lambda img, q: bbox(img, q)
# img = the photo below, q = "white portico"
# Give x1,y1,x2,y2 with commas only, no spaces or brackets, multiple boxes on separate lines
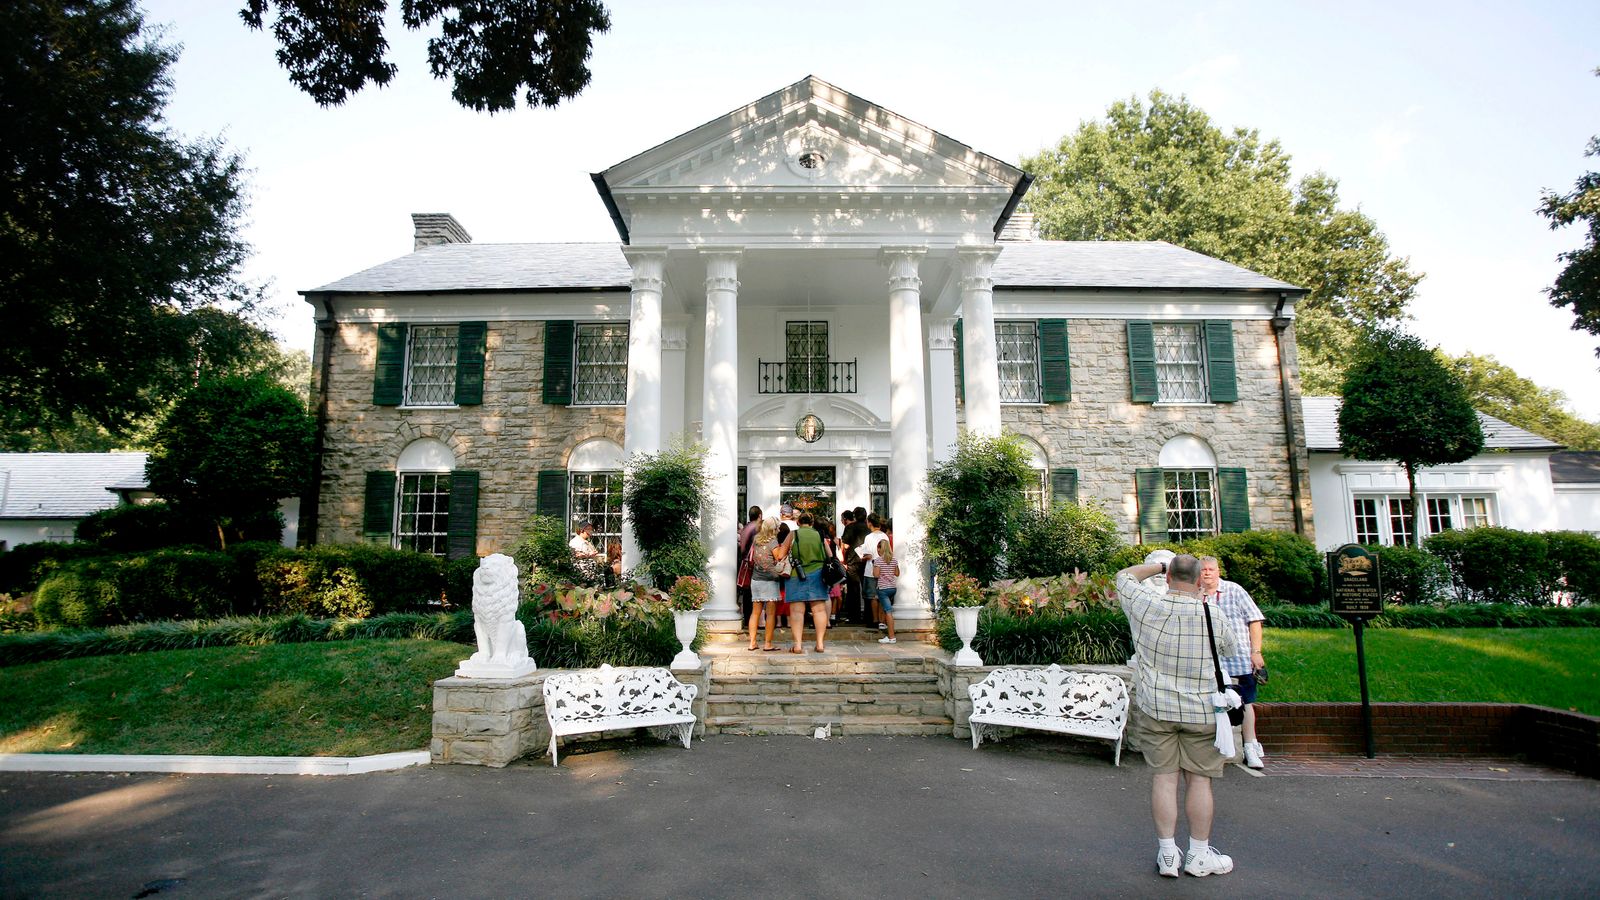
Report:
594,76,1028,629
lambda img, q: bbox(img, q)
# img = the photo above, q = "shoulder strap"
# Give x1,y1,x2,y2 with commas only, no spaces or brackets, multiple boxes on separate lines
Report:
1203,604,1228,692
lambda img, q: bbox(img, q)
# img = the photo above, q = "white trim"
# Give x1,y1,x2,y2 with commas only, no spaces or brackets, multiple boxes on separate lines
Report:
0,750,429,776
991,294,1282,319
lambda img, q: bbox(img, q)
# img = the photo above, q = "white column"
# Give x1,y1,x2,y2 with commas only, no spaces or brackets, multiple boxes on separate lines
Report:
660,322,689,441
621,248,667,572
958,246,1003,437
928,317,959,463
749,452,775,518
882,247,932,626
700,249,743,622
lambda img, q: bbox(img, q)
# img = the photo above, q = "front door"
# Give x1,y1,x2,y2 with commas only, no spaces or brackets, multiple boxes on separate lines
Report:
780,465,836,527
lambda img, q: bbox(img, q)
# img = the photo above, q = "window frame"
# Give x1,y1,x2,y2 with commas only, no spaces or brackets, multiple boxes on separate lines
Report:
1350,492,1496,545
1163,468,1218,541
568,470,625,551
995,319,1043,404
1152,322,1209,404
395,471,452,557
570,322,630,407
784,320,831,394
402,324,460,407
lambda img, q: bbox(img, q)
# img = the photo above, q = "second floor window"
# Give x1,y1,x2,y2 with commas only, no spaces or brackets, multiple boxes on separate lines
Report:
405,325,459,406
786,321,829,393
573,323,629,406
1154,323,1207,403
996,321,1042,403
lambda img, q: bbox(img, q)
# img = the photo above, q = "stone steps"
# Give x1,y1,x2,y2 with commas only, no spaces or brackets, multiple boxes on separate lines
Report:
711,656,937,677
708,694,950,719
703,714,954,736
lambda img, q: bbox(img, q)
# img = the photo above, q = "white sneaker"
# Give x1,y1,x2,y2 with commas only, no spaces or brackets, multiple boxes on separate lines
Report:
1183,846,1234,877
878,636,897,644
1156,846,1181,877
1244,741,1265,769
878,623,888,630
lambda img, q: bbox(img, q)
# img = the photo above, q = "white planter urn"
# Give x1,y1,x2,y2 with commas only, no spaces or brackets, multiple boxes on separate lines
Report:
670,609,702,670
951,606,984,667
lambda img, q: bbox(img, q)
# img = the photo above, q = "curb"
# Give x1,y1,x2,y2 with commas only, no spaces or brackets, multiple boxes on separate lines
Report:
0,750,430,776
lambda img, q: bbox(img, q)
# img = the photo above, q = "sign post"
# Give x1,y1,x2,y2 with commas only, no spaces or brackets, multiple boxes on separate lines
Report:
1327,544,1384,759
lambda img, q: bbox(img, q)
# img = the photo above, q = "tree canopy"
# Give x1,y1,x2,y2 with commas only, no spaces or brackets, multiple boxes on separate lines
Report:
1338,329,1484,546
1022,91,1420,394
0,0,268,443
240,0,612,112
1538,72,1600,360
1442,351,1600,450
146,376,315,549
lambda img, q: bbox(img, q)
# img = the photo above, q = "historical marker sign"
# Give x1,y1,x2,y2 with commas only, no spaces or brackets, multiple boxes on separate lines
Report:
1328,543,1384,619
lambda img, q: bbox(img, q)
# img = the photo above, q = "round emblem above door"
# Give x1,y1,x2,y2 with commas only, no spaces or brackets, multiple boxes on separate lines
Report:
795,414,825,443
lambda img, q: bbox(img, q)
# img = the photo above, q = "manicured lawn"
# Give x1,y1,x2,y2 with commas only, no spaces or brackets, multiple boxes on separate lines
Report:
1260,627,1600,716
0,639,463,756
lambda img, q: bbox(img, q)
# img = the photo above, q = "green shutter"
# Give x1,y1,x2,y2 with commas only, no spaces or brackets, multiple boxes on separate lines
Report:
363,471,396,535
1050,468,1079,506
542,320,575,405
954,318,966,405
1217,468,1251,533
1127,321,1158,403
373,323,408,405
455,322,486,405
1135,468,1168,543
536,470,569,523
1205,320,1238,403
447,470,480,559
1039,319,1071,403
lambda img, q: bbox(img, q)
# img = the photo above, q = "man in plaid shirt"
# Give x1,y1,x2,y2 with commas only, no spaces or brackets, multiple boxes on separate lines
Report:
1200,556,1267,769
1118,554,1240,878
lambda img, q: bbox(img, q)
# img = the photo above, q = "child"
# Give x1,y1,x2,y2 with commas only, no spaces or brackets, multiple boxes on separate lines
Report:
875,541,900,644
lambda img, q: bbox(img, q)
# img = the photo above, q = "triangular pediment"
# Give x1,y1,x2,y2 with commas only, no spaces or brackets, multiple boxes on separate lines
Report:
601,76,1023,192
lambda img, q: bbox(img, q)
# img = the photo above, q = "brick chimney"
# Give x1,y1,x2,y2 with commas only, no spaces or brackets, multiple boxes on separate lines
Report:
412,213,472,251
998,210,1038,242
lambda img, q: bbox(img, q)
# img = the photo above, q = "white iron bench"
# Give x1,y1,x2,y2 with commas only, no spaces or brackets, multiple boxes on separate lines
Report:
967,665,1130,766
542,664,699,766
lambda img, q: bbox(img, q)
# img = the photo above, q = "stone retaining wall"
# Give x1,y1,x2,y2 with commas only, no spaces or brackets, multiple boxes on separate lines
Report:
431,666,711,767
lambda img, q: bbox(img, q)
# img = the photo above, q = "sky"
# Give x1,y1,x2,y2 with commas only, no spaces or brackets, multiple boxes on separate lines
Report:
140,0,1600,418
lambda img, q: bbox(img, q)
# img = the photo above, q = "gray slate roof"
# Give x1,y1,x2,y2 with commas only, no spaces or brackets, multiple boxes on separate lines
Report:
1549,451,1600,484
1302,397,1563,453
308,240,1303,295
0,453,148,519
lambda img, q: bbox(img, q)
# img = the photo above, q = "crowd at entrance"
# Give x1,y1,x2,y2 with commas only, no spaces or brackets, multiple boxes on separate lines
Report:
734,504,898,653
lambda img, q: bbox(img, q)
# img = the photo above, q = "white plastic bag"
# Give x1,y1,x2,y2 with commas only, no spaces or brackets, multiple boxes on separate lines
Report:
1212,690,1242,757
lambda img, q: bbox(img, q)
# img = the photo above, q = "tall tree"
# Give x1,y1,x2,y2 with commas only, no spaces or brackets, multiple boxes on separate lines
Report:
1443,351,1600,450
240,0,612,112
0,0,260,440
1023,91,1420,393
1538,71,1600,360
1338,329,1484,547
146,376,315,549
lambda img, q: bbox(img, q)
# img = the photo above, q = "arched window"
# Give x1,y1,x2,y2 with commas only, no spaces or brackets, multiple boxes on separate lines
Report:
394,438,456,557
1016,435,1049,512
568,439,624,553
1135,435,1249,543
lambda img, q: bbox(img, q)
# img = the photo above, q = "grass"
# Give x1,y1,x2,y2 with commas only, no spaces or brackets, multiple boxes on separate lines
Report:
1260,627,1600,716
0,639,463,757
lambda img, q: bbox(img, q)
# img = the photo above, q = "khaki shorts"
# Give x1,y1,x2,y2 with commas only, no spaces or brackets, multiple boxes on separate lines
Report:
1129,705,1226,778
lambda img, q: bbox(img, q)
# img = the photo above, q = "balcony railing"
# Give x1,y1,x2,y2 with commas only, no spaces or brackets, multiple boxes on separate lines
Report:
757,359,858,394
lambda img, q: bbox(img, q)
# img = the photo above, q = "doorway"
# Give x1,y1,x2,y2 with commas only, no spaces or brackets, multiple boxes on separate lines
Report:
779,464,837,526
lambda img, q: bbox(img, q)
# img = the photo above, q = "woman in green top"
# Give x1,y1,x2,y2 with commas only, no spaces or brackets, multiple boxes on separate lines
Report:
786,513,830,653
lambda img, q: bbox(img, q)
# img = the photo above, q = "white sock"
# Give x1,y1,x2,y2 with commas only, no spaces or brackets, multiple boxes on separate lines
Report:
1189,838,1209,855
1158,838,1178,853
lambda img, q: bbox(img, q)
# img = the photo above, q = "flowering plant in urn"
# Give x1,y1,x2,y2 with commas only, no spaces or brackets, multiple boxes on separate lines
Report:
667,575,708,612
941,571,986,608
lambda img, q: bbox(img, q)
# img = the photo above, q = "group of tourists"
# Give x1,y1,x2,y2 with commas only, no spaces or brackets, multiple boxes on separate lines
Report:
1117,549,1267,879
736,504,899,653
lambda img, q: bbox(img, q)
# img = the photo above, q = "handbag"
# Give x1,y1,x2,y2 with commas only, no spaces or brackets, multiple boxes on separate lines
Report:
821,556,846,587
737,556,753,588
774,554,792,579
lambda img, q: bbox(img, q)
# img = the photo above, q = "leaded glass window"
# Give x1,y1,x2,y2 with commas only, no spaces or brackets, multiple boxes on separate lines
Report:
1154,323,1207,403
404,325,458,406
1352,497,1382,544
996,320,1042,403
573,323,629,406
870,465,888,521
397,473,450,556
570,471,624,550
785,321,829,393
1163,469,1216,541
781,466,835,487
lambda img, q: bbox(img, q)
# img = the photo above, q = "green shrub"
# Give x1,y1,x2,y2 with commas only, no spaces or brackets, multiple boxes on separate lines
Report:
925,432,1035,584
624,442,711,588
1201,531,1322,605
1544,531,1600,604
1260,603,1347,628
1361,544,1450,605
75,501,204,553
0,595,35,633
1257,602,1600,629
1008,502,1123,579
34,566,119,628
444,556,478,607
113,548,241,622
513,514,589,590
0,541,100,595
935,606,1131,666
257,544,444,618
1425,527,1555,604
1096,542,1186,577
634,539,708,588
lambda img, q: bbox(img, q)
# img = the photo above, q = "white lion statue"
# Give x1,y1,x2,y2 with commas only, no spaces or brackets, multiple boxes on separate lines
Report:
455,553,536,679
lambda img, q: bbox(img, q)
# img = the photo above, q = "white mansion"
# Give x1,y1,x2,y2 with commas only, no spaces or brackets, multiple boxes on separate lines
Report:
301,77,1314,630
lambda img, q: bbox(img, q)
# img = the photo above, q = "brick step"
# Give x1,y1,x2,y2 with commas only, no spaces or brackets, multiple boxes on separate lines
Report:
703,714,955,736
708,673,940,696
707,694,949,718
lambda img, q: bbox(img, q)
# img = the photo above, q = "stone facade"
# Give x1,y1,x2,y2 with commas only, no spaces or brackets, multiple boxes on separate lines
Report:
1000,317,1314,542
312,320,624,555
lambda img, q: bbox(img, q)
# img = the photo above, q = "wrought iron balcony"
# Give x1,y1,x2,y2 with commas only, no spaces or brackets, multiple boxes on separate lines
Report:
757,359,858,394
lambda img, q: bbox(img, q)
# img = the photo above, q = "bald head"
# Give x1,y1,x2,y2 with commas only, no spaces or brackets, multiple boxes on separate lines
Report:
1167,554,1202,592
